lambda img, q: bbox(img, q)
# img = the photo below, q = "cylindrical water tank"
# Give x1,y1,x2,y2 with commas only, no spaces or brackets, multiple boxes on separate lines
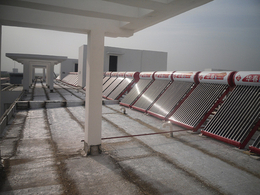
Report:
125,72,140,80
198,71,236,86
117,72,126,78
139,71,156,80
154,71,175,81
234,71,260,86
173,71,200,84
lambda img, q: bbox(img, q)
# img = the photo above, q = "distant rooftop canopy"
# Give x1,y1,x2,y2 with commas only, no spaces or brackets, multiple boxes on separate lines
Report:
6,53,67,67
0,0,212,37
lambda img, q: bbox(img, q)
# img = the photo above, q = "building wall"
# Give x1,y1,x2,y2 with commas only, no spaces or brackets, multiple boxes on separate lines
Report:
1,91,21,116
67,45,167,87
78,45,87,87
141,50,167,71
103,47,167,72
59,59,78,80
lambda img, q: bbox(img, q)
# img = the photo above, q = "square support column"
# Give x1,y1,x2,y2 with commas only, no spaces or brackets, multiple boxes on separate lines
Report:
46,65,50,87
43,68,46,82
29,64,33,87
48,64,54,92
23,63,30,91
0,25,2,107
32,67,35,82
84,30,104,155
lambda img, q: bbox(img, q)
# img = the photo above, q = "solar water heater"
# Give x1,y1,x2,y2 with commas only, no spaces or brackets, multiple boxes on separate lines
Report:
147,71,199,120
202,71,260,149
131,71,174,113
61,72,78,87
106,72,139,100
103,72,112,85
102,72,118,92
120,72,155,108
168,71,236,132
103,72,126,98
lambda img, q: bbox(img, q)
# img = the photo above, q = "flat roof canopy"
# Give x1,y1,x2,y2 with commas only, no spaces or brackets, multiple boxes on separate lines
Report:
6,53,68,66
0,0,213,37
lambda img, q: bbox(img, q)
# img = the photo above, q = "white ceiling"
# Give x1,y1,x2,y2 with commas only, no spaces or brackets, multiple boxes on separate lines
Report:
0,0,212,37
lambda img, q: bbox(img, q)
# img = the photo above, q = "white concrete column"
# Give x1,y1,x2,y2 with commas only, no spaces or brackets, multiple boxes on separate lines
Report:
23,63,30,91
0,25,2,108
28,64,33,86
42,68,46,82
84,30,104,155
46,65,50,87
32,67,35,81
78,45,87,87
49,64,54,92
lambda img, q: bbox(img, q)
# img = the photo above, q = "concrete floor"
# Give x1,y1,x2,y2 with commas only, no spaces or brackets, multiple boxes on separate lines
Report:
1,81,260,194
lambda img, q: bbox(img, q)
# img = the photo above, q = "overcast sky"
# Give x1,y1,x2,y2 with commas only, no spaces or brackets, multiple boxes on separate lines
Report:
1,0,260,73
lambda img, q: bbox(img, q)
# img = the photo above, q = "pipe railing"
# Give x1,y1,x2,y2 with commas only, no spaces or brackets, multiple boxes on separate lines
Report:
0,90,25,136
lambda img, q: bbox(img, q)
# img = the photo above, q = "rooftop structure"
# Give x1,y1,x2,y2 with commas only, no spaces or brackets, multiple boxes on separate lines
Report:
0,77,259,194
6,53,68,92
0,0,213,154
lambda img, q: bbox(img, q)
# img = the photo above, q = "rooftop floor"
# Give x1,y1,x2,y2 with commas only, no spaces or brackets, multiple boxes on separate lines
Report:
1,80,260,194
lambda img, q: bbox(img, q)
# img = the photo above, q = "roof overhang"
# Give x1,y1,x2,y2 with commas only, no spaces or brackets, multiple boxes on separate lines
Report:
6,53,68,67
0,0,213,38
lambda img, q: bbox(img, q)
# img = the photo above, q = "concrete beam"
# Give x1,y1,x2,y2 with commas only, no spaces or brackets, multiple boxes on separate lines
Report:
0,5,134,37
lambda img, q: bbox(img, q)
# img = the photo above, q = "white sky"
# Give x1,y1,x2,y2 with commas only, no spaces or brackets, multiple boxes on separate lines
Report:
1,0,260,73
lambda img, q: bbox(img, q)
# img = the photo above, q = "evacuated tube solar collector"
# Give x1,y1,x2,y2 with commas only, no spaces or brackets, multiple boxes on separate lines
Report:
120,71,156,108
168,71,236,132
106,72,140,100
131,71,174,113
147,71,199,120
202,71,260,149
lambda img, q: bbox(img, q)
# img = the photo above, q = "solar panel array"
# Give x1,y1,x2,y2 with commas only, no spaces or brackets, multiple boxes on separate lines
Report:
58,70,260,151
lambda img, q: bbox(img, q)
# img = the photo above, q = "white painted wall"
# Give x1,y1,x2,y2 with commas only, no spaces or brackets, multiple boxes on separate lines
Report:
103,46,167,72
78,45,87,87
141,50,167,71
76,45,167,87
59,59,78,80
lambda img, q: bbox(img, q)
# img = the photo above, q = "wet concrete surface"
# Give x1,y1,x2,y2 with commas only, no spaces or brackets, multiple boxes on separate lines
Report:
1,82,260,194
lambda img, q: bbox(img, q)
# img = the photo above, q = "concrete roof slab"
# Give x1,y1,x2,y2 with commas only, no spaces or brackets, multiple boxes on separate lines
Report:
0,0,213,37
6,53,67,66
